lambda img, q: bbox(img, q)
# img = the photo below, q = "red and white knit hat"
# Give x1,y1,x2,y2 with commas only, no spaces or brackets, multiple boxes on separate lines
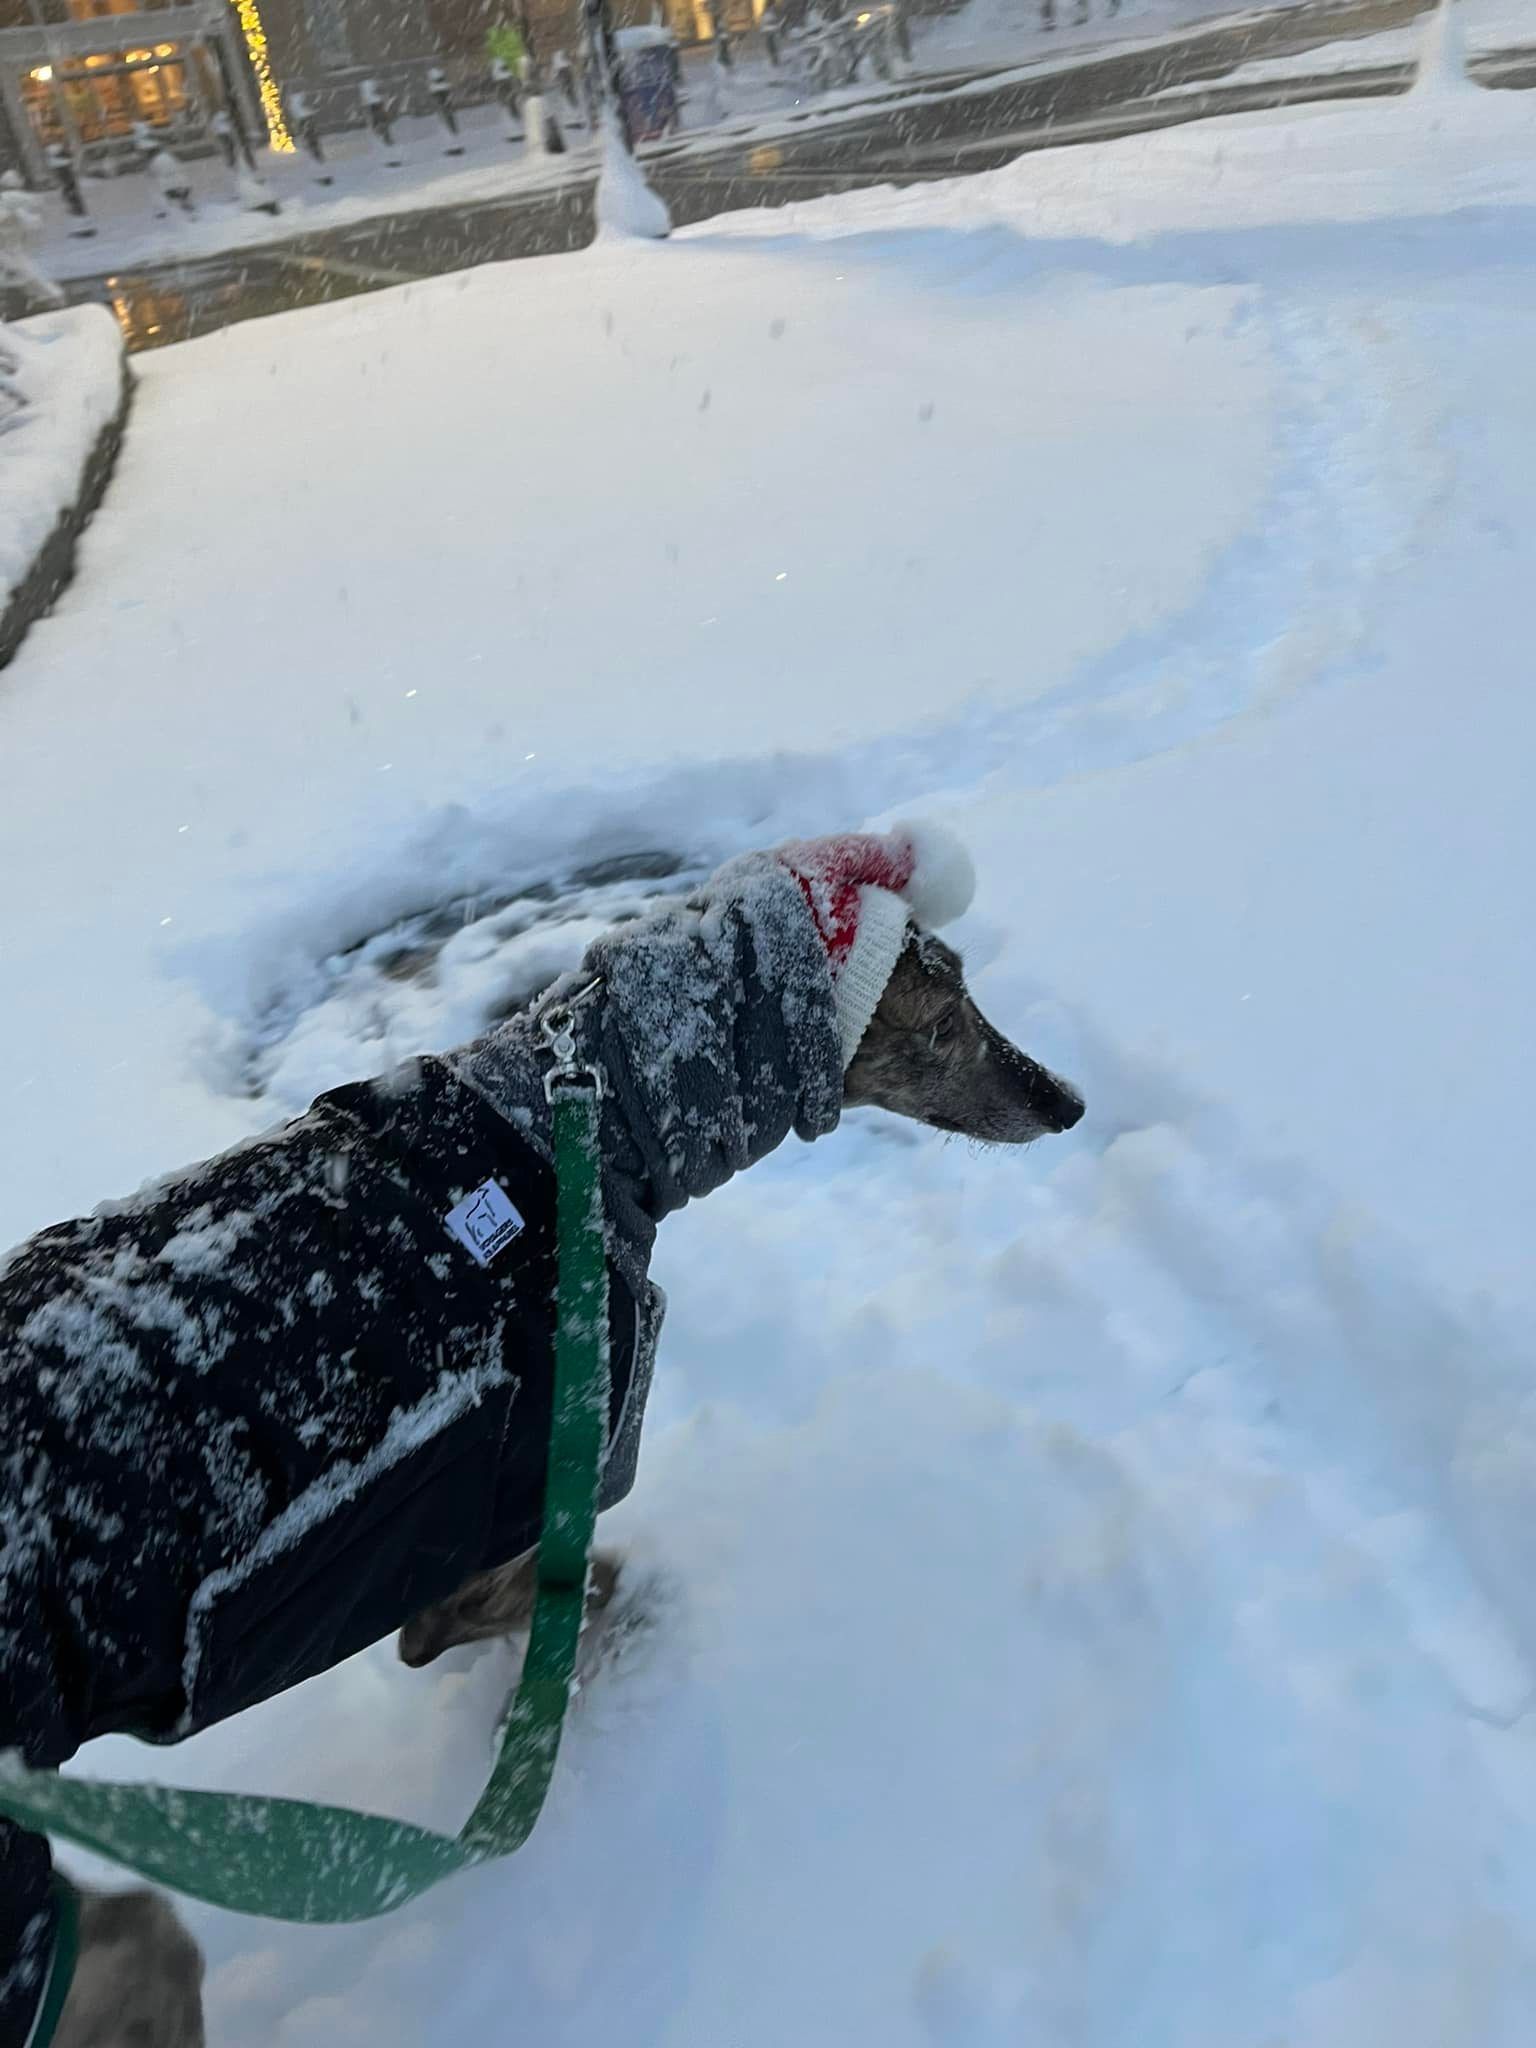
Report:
777,821,976,1066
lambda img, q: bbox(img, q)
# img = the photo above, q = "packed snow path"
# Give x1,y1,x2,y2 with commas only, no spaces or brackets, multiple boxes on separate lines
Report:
3,61,1535,2048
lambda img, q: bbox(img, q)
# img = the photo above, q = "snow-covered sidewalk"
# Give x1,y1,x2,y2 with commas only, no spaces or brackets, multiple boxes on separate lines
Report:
5,38,1536,2048
0,304,121,646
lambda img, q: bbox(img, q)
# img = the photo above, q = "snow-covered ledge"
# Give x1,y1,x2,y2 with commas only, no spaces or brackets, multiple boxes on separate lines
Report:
1,305,128,671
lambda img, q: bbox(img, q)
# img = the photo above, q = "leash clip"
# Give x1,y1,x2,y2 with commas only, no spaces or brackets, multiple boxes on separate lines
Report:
540,978,605,1104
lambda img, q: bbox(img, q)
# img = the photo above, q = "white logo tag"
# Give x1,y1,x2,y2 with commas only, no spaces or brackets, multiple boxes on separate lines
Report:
445,1180,526,1267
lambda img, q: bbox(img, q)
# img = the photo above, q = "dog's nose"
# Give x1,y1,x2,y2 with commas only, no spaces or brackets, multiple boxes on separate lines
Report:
1053,1089,1086,1132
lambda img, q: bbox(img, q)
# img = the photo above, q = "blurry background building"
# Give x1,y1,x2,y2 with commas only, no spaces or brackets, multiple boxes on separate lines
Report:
0,2,268,182
0,0,785,184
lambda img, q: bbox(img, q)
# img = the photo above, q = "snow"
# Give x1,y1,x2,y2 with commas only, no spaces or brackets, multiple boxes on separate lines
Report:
4,52,1536,2048
1412,0,1479,95
1151,0,1532,93
921,0,1291,67
0,305,120,615
593,118,673,241
614,24,679,50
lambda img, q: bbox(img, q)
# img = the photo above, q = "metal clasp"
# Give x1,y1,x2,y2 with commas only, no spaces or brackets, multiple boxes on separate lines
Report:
540,978,606,1103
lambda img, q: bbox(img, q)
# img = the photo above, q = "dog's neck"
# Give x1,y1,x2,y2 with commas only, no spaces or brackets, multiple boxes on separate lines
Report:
453,855,844,1297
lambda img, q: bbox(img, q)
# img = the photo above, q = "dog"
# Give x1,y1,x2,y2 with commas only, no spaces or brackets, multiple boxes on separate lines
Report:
397,922,1084,1669
4,829,1082,2048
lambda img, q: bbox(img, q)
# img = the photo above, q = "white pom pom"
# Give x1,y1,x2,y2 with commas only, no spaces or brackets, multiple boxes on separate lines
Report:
889,818,975,929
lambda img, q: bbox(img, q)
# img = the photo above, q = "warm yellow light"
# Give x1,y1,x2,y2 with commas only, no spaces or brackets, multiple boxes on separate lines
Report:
31,63,53,82
233,0,295,153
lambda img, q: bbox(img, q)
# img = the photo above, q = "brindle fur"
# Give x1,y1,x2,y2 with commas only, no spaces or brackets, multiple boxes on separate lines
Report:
400,923,1083,1671
843,928,1084,1142
53,1886,205,2048
397,1548,621,1668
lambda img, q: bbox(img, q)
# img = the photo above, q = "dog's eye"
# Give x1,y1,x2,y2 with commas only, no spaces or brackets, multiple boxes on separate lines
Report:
930,1014,958,1049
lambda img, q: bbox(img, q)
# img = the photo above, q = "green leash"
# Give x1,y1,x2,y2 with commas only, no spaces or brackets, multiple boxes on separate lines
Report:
0,1027,610,1932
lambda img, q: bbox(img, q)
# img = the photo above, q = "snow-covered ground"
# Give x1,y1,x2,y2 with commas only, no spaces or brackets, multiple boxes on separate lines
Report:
1151,0,1532,92
6,32,1536,2048
0,304,120,616
920,0,1296,66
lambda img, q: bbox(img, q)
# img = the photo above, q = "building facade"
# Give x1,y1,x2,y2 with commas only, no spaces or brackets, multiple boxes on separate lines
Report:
0,0,500,180
0,1,269,183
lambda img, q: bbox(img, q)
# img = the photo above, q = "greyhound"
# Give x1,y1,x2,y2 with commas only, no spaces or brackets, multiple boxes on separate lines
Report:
397,924,1083,1669
27,841,1082,2048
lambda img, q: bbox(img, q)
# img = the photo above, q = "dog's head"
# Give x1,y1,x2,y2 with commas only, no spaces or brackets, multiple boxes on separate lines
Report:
843,927,1084,1143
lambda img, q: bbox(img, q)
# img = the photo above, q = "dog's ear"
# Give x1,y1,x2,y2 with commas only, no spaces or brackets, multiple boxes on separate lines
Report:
844,928,1083,1143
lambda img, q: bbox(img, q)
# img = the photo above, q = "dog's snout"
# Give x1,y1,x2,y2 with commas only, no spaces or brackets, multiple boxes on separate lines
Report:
1053,1088,1086,1132
1017,1048,1085,1134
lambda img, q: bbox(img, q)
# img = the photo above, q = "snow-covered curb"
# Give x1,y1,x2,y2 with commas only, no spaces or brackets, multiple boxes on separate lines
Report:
0,306,126,670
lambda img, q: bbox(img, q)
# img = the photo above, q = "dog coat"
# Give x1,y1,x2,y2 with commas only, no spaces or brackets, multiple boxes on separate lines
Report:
0,853,846,2041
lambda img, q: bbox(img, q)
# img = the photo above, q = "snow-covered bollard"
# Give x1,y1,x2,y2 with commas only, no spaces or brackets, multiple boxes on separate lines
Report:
44,143,93,236
209,105,258,173
888,0,913,67
593,108,670,240
552,49,583,119
520,56,568,157
289,89,332,179
148,147,196,219
427,65,466,153
525,95,568,156
210,108,238,169
0,172,64,311
360,77,402,165
235,164,281,216
712,3,735,70
490,56,523,138
580,49,601,127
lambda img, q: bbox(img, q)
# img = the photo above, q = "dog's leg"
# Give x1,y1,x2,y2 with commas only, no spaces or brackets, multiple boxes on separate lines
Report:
53,1884,205,2048
397,1548,621,1668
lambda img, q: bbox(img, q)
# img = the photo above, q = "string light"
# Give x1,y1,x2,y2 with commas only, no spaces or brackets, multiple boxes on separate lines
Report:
233,0,294,153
